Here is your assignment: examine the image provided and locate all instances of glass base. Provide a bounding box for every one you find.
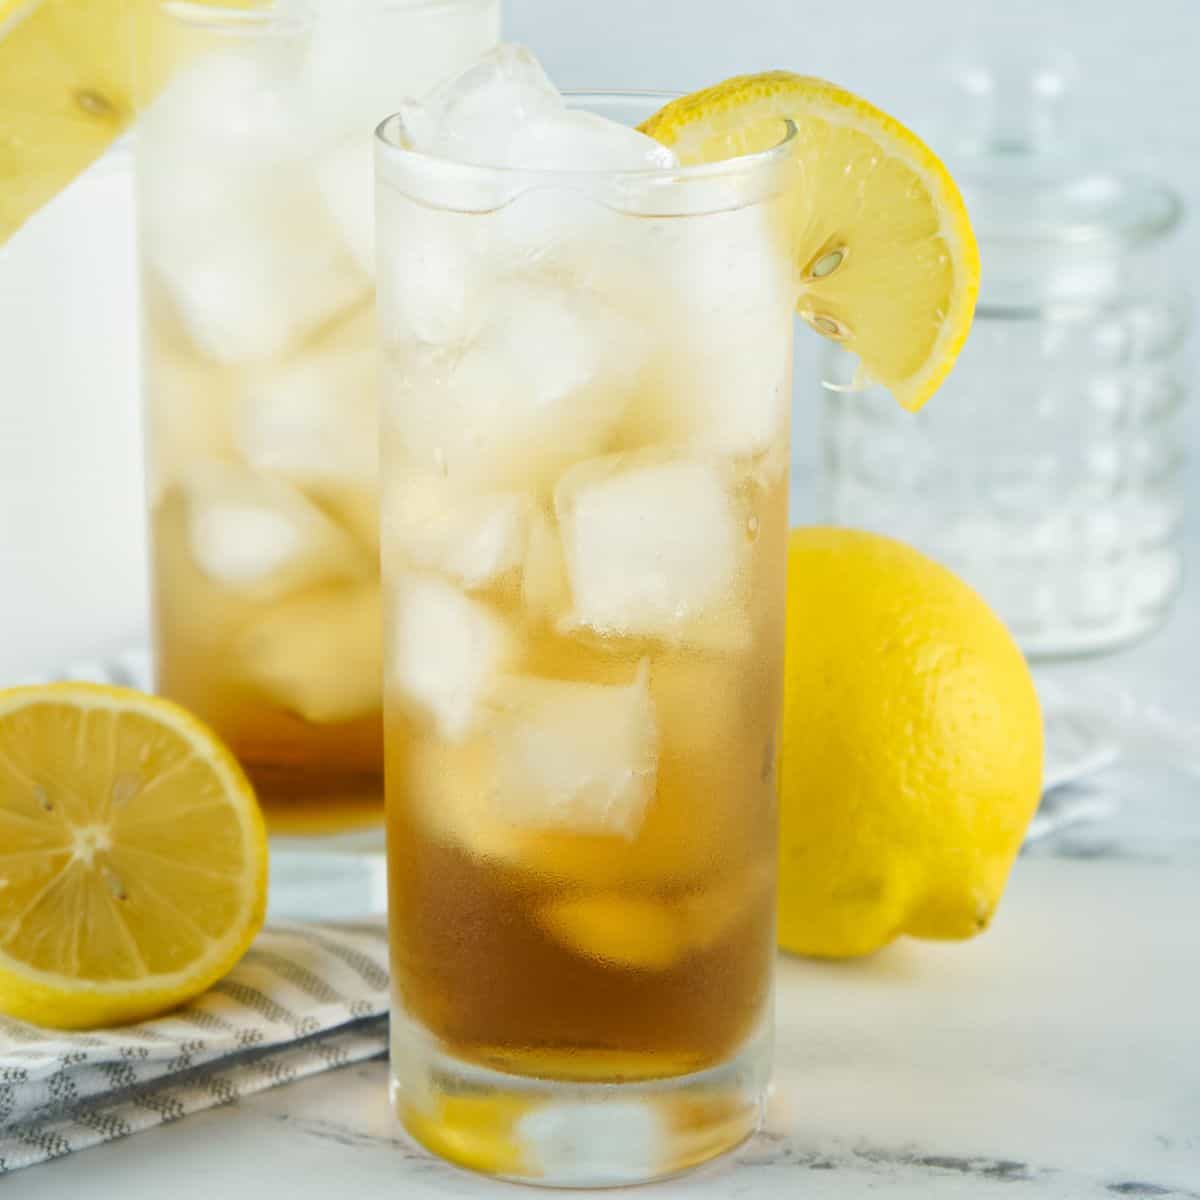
[267,832,387,921]
[389,1018,770,1187]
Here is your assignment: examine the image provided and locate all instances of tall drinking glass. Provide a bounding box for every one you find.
[377,95,798,1185]
[136,0,499,852]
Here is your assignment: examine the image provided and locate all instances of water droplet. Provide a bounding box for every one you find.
[33,784,53,813]
[761,734,776,783]
[103,867,128,901]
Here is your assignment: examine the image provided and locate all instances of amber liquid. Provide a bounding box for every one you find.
[151,499,384,835]
[387,472,786,1080]
[146,306,385,838]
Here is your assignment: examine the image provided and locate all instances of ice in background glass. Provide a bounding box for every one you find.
[137,0,499,837]
[376,49,798,1185]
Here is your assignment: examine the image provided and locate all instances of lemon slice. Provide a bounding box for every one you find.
[0,0,262,246]
[641,73,980,411]
[0,683,268,1029]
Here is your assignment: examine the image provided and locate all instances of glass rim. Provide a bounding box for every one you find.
[374,90,798,187]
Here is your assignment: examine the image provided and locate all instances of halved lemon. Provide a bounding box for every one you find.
[0,683,268,1029]
[641,73,980,410]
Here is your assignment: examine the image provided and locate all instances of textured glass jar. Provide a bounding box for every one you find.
[821,72,1189,658]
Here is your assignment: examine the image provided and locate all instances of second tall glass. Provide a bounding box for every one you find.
[136,0,499,842]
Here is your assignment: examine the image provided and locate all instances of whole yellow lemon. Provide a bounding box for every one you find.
[778,528,1043,958]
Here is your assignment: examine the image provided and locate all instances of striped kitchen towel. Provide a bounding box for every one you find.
[0,919,389,1174]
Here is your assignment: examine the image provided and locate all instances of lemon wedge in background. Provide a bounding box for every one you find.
[0,0,264,246]
[642,73,980,410]
[777,529,1043,959]
[0,0,143,244]
[0,683,267,1029]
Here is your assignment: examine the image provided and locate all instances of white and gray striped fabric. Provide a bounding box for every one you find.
[0,920,389,1174]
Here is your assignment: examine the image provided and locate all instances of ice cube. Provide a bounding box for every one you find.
[556,453,749,648]
[406,736,522,861]
[149,201,368,366]
[236,347,378,486]
[639,204,796,458]
[404,43,675,174]
[375,190,489,346]
[521,508,570,623]
[317,137,375,275]
[507,109,676,172]
[140,52,368,364]
[487,662,658,838]
[385,282,646,488]
[235,583,382,724]
[536,896,685,970]
[407,704,690,889]
[385,474,528,590]
[489,111,676,271]
[300,2,384,146]
[407,735,648,884]
[389,574,513,739]
[396,44,675,272]
[143,340,237,503]
[182,461,365,597]
[301,0,500,147]
[519,1102,664,1187]
[537,874,769,975]
[139,51,306,176]
[401,43,563,166]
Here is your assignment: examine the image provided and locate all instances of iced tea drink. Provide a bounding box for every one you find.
[378,49,798,1185]
[138,0,499,835]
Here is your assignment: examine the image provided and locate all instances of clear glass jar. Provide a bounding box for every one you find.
[821,64,1190,658]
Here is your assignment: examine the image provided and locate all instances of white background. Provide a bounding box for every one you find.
[1,0,1197,677]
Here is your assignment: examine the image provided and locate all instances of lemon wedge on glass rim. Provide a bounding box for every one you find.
[0,683,268,1030]
[641,72,981,410]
